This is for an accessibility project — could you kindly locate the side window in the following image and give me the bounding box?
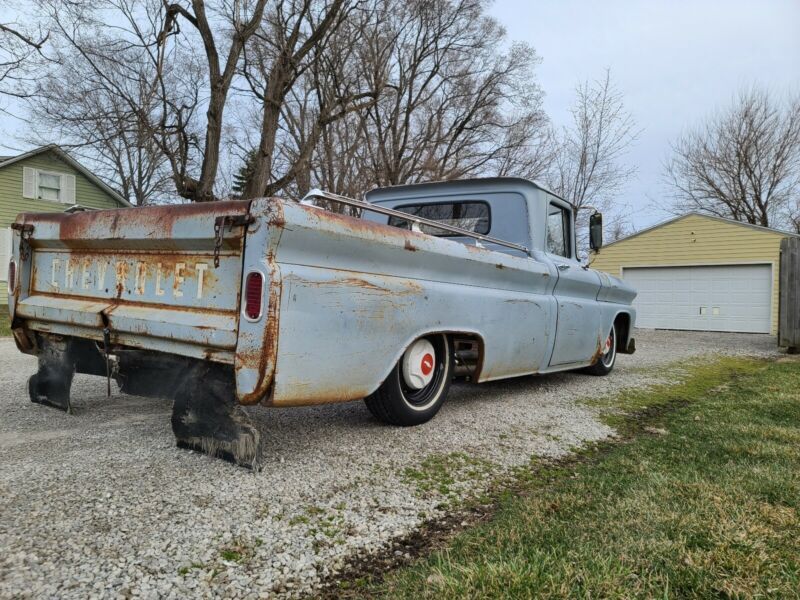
[546,203,571,258]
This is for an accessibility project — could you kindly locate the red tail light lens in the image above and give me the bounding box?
[7,260,15,294]
[244,271,264,320]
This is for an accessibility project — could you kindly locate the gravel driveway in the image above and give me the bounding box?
[0,330,779,599]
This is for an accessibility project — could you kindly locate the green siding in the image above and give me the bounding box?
[1,150,126,306]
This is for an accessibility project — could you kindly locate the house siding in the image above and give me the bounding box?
[591,214,788,335]
[1,151,125,305]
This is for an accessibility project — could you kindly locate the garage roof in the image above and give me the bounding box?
[606,212,800,248]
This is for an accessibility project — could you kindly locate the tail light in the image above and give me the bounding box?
[244,271,264,320]
[7,260,15,294]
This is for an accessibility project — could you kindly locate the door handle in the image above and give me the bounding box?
[557,264,571,271]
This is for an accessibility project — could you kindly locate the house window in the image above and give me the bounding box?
[38,171,62,201]
[546,203,571,258]
[22,167,76,204]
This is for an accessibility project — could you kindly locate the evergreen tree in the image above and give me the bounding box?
[232,150,257,197]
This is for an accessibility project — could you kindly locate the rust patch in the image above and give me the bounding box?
[287,274,423,297]
[298,202,431,246]
[589,334,605,366]
[270,385,373,407]
[404,239,418,252]
[235,203,285,406]
[20,199,251,242]
[115,260,128,298]
[236,276,281,406]
[11,326,35,354]
[465,243,490,255]
[495,263,505,269]
[31,290,237,316]
[338,277,392,293]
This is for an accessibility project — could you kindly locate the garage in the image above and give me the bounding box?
[622,264,772,333]
[591,212,800,335]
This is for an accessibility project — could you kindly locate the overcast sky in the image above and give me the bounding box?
[490,0,800,228]
[2,1,799,228]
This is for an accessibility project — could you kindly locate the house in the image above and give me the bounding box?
[591,212,800,335]
[0,145,131,305]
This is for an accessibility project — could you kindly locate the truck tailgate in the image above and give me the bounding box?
[10,201,251,363]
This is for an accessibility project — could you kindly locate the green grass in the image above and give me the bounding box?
[403,452,496,500]
[367,357,800,599]
[219,549,243,562]
[0,314,11,337]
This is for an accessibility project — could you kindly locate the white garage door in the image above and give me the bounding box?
[623,264,772,333]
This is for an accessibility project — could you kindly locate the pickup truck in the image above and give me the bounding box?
[6,178,636,468]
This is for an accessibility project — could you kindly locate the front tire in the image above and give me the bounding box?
[365,334,453,426]
[586,323,617,376]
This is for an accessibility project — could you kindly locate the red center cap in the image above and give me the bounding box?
[420,353,434,376]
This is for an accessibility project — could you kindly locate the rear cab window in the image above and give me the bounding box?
[388,201,490,237]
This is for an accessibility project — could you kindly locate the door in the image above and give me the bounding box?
[623,264,772,333]
[545,201,604,365]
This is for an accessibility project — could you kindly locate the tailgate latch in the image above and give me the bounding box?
[213,214,254,268]
[10,223,34,260]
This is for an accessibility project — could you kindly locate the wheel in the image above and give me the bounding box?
[586,323,617,376]
[365,334,453,426]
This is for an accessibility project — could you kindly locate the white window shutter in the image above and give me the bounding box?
[0,228,10,281]
[62,174,76,204]
[22,167,36,199]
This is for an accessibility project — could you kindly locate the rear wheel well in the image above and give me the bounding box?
[450,332,484,381]
[613,313,631,352]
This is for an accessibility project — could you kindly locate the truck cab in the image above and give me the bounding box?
[363,178,635,367]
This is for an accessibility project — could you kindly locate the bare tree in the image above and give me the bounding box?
[665,87,800,229]
[237,0,382,199]
[28,71,171,205]
[230,0,548,202]
[276,10,385,200]
[157,0,268,201]
[25,0,551,206]
[547,70,638,213]
[607,215,634,242]
[788,200,800,234]
[34,0,267,203]
[0,15,49,97]
[358,0,546,187]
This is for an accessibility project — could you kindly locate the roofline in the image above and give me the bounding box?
[599,212,800,250]
[366,177,573,208]
[0,144,132,208]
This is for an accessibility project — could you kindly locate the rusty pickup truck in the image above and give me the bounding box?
[7,178,636,468]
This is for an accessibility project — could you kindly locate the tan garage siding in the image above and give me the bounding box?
[591,213,793,335]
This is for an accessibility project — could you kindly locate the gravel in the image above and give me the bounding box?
[0,330,780,599]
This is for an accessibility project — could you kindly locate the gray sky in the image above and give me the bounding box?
[490,0,800,228]
[2,1,799,228]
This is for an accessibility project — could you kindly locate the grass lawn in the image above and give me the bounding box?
[0,314,11,337]
[364,357,800,598]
